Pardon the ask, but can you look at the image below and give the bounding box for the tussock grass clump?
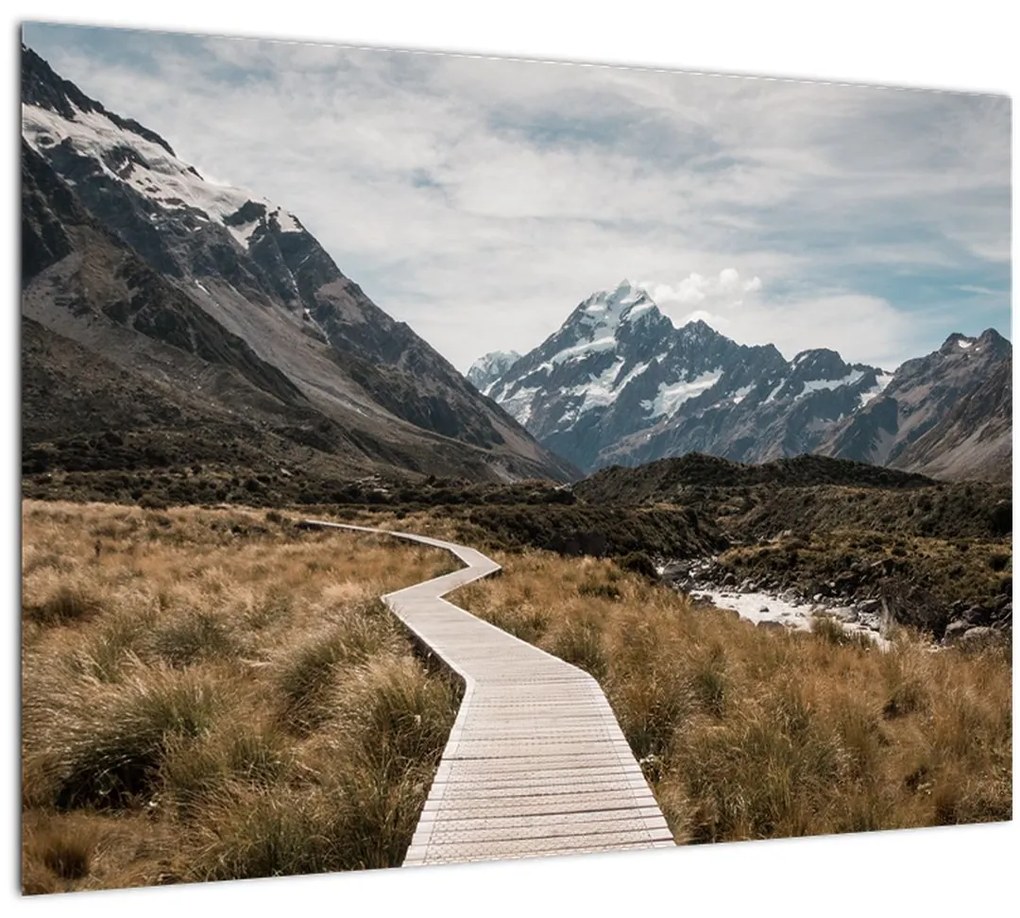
[457,548,1012,845]
[27,666,219,810]
[187,786,348,880]
[22,813,103,894]
[547,611,608,681]
[332,656,459,766]
[162,719,293,816]
[275,601,403,732]
[21,500,460,893]
[188,656,458,880]
[151,611,239,668]
[25,583,102,626]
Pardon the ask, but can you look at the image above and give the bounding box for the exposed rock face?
[21,45,576,484]
[481,280,1010,481]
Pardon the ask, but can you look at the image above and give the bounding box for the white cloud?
[642,268,763,311]
[635,271,924,368]
[23,27,1011,372]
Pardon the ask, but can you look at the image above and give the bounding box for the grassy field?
[21,500,459,893]
[454,551,1012,842]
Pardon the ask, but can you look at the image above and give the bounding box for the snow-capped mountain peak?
[466,350,522,394]
[573,279,658,333]
[21,47,303,259]
[481,277,1009,478]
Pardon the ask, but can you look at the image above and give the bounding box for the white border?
[4,4,1016,917]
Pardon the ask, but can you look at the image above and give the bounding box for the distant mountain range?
[470,280,1011,481]
[20,46,576,488]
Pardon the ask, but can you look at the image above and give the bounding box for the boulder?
[857,598,882,615]
[943,619,974,645]
[963,605,992,626]
[957,627,1003,650]
[757,620,785,632]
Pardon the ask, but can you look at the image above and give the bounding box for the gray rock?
[963,605,992,626]
[957,626,1002,650]
[857,599,882,615]
[943,619,974,645]
[757,620,785,632]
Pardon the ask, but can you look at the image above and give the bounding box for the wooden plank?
[302,520,676,867]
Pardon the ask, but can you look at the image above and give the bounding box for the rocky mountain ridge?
[478,280,1009,481]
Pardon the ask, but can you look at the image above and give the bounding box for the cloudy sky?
[23,21,1011,372]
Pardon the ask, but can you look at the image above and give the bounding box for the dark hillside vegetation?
[576,452,935,504]
[573,454,1011,638]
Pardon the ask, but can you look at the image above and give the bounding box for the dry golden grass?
[454,550,1012,844]
[21,500,460,893]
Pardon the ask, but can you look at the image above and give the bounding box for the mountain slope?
[21,140,448,489]
[820,330,1012,482]
[21,45,575,484]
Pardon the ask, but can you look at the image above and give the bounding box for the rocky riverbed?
[659,557,1009,651]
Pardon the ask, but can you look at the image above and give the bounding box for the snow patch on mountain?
[501,385,540,426]
[549,336,617,367]
[22,100,301,249]
[799,370,867,397]
[764,379,787,404]
[573,358,637,413]
[643,370,722,418]
[731,384,754,405]
[859,372,896,407]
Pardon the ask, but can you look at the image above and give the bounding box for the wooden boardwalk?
[304,521,675,866]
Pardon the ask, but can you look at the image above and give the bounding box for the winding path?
[303,521,674,866]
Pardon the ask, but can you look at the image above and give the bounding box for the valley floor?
[20,498,1012,893]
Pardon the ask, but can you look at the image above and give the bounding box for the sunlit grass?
[455,549,1012,843]
[21,500,459,893]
